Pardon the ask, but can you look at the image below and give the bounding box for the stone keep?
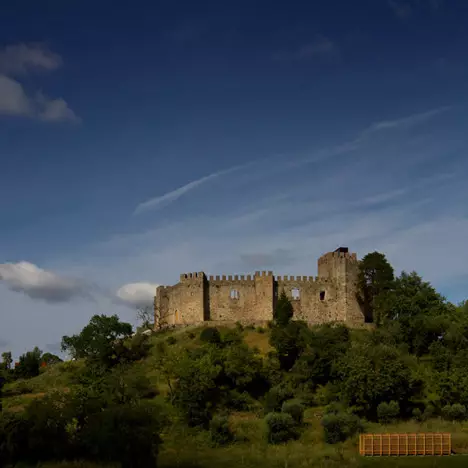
[154,247,365,327]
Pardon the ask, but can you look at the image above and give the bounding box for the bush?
[187,331,196,339]
[209,414,234,446]
[422,403,435,421]
[256,326,265,334]
[281,399,305,425]
[200,327,221,345]
[222,329,242,346]
[442,403,466,422]
[166,336,177,345]
[79,404,161,468]
[265,412,298,444]
[377,401,400,423]
[412,408,422,421]
[321,412,363,444]
[235,322,244,332]
[264,384,294,414]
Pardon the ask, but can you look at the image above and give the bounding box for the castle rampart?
[154,247,365,328]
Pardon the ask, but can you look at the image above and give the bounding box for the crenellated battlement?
[155,247,364,328]
[179,272,206,282]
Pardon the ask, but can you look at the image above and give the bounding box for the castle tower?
[317,247,364,324]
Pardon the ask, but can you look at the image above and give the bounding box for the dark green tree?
[61,314,133,367]
[41,352,63,366]
[274,291,294,327]
[357,251,394,323]
[1,352,12,371]
[15,347,42,379]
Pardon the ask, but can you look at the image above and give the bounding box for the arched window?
[230,289,240,300]
[291,288,300,300]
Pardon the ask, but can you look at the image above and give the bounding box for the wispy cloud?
[388,0,444,20]
[134,161,255,214]
[273,35,339,61]
[0,43,62,76]
[0,43,79,123]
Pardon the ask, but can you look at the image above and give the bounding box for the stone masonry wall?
[154,248,365,328]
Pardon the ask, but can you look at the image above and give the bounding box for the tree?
[269,321,308,371]
[61,314,133,367]
[41,353,63,366]
[136,306,154,331]
[274,291,294,327]
[15,347,42,379]
[1,352,12,371]
[357,251,394,323]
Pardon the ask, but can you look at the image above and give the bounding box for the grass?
[4,327,468,467]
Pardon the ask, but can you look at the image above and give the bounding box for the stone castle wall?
[154,248,365,328]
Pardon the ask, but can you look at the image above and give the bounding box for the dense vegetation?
[1,251,468,468]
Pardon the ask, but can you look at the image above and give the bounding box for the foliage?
[166,336,177,345]
[15,346,42,379]
[209,414,234,446]
[357,251,394,323]
[281,399,304,425]
[377,401,400,423]
[61,314,133,367]
[335,343,413,419]
[442,403,466,422]
[41,352,63,366]
[264,412,298,444]
[1,352,12,370]
[269,321,308,371]
[321,411,363,444]
[274,291,294,327]
[200,327,221,345]
[264,384,294,414]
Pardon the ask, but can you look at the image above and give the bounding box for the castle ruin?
[154,247,365,328]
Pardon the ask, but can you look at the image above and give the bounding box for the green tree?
[274,291,294,327]
[61,314,133,367]
[15,347,42,379]
[269,321,308,371]
[335,344,413,419]
[1,352,12,371]
[41,352,63,366]
[357,251,394,323]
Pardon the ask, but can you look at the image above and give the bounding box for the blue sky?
[1,0,467,358]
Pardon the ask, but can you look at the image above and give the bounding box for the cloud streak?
[134,161,256,214]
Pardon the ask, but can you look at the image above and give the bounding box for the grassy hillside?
[3,324,468,468]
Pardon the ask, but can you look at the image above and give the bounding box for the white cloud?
[0,43,62,76]
[0,262,90,303]
[0,75,33,116]
[116,282,159,309]
[0,43,78,123]
[36,92,80,123]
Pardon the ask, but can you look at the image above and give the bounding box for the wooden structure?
[359,433,451,456]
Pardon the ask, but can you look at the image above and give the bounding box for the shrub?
[79,404,161,468]
[166,336,177,345]
[222,329,242,346]
[422,403,435,421]
[256,326,265,334]
[264,384,294,414]
[200,327,221,345]
[377,401,400,423]
[209,414,234,446]
[281,399,305,425]
[412,408,422,421]
[245,324,255,330]
[235,322,244,332]
[187,331,196,340]
[442,404,466,422]
[321,412,363,444]
[265,412,298,444]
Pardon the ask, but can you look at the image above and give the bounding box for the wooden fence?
[359,433,451,456]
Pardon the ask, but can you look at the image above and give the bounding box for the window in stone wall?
[291,288,300,300]
[320,291,326,301]
[230,289,240,300]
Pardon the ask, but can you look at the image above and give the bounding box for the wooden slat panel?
[359,433,451,457]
